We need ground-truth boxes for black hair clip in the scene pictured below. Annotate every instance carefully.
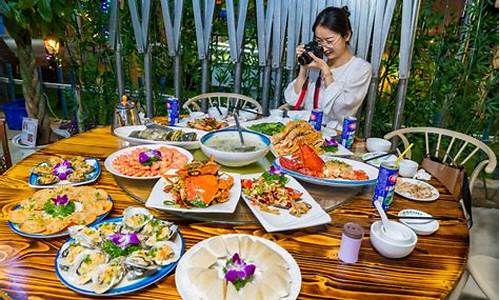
[342,6,351,17]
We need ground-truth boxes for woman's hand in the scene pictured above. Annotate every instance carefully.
[307,51,331,74]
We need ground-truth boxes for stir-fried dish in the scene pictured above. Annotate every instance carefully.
[162,159,234,208]
[187,117,228,131]
[248,122,285,136]
[241,171,311,217]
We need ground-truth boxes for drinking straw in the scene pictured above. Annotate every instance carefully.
[395,143,414,166]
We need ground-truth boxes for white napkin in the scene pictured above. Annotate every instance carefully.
[414,169,431,181]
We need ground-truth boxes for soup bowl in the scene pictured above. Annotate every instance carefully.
[200,129,270,167]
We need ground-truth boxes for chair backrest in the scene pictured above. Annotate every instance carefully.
[182,92,263,114]
[384,127,497,193]
[0,118,12,174]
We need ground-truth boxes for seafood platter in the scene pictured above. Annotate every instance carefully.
[146,159,242,214]
[104,144,193,179]
[55,207,183,296]
[274,143,378,187]
[175,234,301,300]
[240,167,331,232]
[29,156,100,188]
[8,186,113,238]
[113,125,206,150]
[269,120,352,157]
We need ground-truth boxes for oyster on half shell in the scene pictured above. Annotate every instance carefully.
[123,207,153,231]
[91,258,126,294]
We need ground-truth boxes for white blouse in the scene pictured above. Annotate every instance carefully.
[284,56,372,130]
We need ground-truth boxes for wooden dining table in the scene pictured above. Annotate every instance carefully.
[0,127,469,300]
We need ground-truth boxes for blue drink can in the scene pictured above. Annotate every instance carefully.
[341,116,357,149]
[166,97,180,125]
[372,161,399,210]
[308,109,323,131]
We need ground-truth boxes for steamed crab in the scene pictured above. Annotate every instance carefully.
[162,159,234,208]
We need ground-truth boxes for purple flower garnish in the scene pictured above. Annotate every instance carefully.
[138,150,162,166]
[108,232,141,249]
[52,160,74,180]
[269,165,282,176]
[52,195,69,206]
[224,252,256,290]
[325,137,338,147]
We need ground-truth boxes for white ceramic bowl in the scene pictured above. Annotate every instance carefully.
[200,129,270,167]
[287,110,310,121]
[270,109,284,118]
[366,138,392,153]
[208,106,228,120]
[238,109,258,121]
[399,159,419,178]
[370,221,417,259]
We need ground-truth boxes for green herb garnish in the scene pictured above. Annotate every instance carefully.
[43,200,75,217]
[102,240,141,258]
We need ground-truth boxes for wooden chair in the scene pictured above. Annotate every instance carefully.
[182,92,262,114]
[0,118,12,174]
[383,127,497,194]
[384,127,498,300]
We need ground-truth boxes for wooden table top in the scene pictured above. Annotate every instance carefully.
[0,127,469,300]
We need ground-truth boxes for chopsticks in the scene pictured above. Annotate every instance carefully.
[363,151,396,162]
[228,104,266,117]
[386,215,463,222]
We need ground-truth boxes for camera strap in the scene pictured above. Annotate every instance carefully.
[293,74,322,110]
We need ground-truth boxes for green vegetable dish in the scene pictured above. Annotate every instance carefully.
[247,122,285,136]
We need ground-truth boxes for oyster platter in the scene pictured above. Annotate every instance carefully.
[55,207,183,296]
[29,156,101,188]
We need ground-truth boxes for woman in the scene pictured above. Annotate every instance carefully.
[284,6,372,130]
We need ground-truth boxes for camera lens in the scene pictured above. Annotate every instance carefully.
[298,53,311,65]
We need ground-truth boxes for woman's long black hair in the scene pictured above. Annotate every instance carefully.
[312,6,352,41]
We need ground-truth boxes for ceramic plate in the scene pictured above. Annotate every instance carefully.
[54,217,184,296]
[398,209,440,235]
[145,173,241,213]
[175,234,301,300]
[395,178,440,202]
[8,196,113,239]
[241,117,290,136]
[113,125,206,150]
[241,173,331,232]
[28,158,101,188]
[274,156,378,187]
[104,144,193,180]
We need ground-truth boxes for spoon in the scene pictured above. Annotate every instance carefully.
[373,199,411,243]
[233,113,256,152]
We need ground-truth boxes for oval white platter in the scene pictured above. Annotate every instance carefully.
[113,125,206,150]
[104,144,193,180]
[175,234,301,300]
[274,156,379,187]
[54,217,184,296]
[395,178,440,202]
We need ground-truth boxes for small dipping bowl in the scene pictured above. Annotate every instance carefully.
[200,129,270,167]
[208,106,228,120]
[287,110,310,121]
[399,159,419,178]
[366,138,392,153]
[269,109,284,119]
[370,221,417,259]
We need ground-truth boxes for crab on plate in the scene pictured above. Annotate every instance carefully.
[162,159,234,208]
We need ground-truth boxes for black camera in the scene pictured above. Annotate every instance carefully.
[298,40,324,65]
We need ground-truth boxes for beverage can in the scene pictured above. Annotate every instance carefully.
[341,117,357,149]
[309,109,323,131]
[166,97,180,125]
[372,161,399,210]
